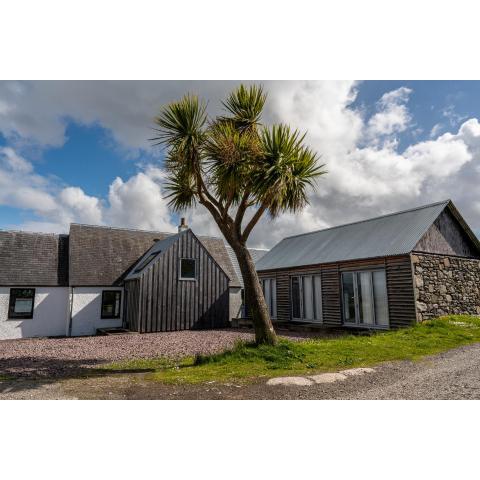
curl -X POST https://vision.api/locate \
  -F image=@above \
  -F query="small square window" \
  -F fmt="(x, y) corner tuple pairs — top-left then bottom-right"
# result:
(180, 258), (196, 280)
(101, 290), (121, 319)
(9, 288), (35, 319)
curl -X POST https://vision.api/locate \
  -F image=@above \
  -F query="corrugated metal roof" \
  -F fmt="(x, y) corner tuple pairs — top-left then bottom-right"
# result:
(256, 200), (451, 271)
(225, 245), (269, 288)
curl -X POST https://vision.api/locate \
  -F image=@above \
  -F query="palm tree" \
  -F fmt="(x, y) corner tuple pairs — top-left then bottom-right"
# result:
(152, 85), (325, 345)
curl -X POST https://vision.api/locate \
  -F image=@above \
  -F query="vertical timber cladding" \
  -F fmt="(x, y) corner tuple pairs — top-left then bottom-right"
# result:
(258, 254), (416, 328)
(124, 279), (140, 331)
(136, 230), (230, 332)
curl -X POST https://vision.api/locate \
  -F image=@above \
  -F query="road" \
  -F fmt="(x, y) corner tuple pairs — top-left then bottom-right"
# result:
(2, 343), (480, 399)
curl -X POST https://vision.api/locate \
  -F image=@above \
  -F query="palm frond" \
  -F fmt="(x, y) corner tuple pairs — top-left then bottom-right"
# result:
(252, 124), (326, 216)
(221, 84), (266, 130)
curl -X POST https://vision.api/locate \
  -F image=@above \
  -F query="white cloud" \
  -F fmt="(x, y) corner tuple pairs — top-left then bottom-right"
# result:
(2, 81), (480, 246)
(367, 87), (412, 137)
(106, 169), (175, 231)
(429, 123), (443, 138)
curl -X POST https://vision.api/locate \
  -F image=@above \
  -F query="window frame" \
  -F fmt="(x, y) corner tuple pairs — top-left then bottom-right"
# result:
(179, 258), (196, 281)
(101, 290), (122, 319)
(290, 275), (323, 323)
(340, 268), (389, 328)
(134, 252), (158, 273)
(8, 288), (36, 320)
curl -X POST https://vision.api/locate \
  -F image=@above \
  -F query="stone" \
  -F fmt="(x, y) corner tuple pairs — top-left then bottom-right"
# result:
(439, 285), (447, 294)
(446, 295), (452, 302)
(267, 377), (314, 386)
(444, 257), (451, 267)
(308, 373), (347, 384)
(411, 254), (420, 264)
(416, 301), (427, 312)
(428, 284), (434, 293)
(415, 275), (424, 288)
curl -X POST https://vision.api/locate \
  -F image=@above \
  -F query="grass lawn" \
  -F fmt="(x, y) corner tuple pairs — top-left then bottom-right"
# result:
(101, 315), (480, 384)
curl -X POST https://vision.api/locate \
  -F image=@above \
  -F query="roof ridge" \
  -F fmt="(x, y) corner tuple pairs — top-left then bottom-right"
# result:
(0, 229), (62, 237)
(282, 199), (451, 241)
(70, 223), (225, 242)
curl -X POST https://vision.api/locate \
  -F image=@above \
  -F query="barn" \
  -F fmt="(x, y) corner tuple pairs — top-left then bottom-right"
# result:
(255, 200), (480, 329)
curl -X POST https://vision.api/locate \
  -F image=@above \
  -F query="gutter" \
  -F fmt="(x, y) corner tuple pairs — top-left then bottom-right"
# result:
(67, 286), (74, 336)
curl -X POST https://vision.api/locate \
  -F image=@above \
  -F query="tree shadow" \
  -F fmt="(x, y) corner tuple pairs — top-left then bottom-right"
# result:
(0, 356), (154, 395)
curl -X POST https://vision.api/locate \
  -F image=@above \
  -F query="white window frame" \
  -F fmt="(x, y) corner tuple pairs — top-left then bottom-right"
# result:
(290, 274), (323, 323)
(179, 258), (196, 281)
(341, 269), (389, 328)
(261, 278), (277, 319)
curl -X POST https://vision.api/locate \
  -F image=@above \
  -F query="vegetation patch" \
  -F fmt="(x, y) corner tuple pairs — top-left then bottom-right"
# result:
(101, 315), (480, 384)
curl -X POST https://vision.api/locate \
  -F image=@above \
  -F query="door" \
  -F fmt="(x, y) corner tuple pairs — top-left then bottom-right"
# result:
(341, 270), (389, 327)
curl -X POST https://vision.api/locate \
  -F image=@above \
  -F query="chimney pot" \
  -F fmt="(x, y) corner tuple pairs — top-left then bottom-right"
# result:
(178, 217), (189, 233)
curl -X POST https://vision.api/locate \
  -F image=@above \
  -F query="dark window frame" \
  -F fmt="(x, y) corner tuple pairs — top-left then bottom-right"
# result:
(179, 258), (196, 281)
(101, 290), (122, 319)
(134, 252), (158, 273)
(8, 288), (36, 320)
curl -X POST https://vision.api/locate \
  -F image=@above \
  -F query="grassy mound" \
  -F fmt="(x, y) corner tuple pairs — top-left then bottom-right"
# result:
(103, 315), (480, 384)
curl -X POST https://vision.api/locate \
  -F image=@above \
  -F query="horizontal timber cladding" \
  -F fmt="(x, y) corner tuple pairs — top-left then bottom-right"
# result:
(129, 229), (229, 332)
(258, 254), (416, 329)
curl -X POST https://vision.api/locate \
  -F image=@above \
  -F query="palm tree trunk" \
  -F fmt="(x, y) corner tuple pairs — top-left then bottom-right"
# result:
(229, 240), (277, 345)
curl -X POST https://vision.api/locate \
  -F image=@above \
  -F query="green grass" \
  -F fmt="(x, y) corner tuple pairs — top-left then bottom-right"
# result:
(101, 315), (480, 384)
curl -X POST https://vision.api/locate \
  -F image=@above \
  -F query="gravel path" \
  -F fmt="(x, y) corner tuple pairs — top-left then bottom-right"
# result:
(0, 330), (255, 378)
(3, 342), (480, 399)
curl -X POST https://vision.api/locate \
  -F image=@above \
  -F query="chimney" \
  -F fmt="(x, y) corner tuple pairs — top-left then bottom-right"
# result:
(178, 217), (189, 233)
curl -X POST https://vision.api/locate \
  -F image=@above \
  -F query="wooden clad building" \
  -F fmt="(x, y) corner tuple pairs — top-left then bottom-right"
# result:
(124, 228), (230, 332)
(256, 200), (480, 329)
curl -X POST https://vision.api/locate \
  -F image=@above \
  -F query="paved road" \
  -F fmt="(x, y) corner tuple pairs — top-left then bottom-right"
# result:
(2, 343), (480, 399)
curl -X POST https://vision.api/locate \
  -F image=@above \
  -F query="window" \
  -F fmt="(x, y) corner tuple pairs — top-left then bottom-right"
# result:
(101, 290), (121, 319)
(261, 278), (277, 318)
(8, 288), (35, 319)
(134, 252), (158, 273)
(180, 258), (196, 280)
(341, 269), (389, 327)
(291, 275), (322, 323)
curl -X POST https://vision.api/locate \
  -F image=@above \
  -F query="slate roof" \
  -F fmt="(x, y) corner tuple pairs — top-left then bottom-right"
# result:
(69, 224), (240, 287)
(0, 231), (69, 286)
(256, 200), (470, 271)
(225, 245), (269, 288)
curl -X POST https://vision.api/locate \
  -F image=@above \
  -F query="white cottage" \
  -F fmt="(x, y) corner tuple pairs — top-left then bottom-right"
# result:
(0, 221), (263, 340)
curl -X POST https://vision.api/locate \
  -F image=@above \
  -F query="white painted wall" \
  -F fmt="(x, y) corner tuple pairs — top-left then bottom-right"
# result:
(0, 287), (69, 340)
(70, 287), (123, 336)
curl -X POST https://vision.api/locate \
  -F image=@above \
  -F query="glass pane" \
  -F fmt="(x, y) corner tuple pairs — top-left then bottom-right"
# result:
(373, 270), (389, 326)
(114, 293), (121, 317)
(313, 275), (322, 321)
(358, 272), (374, 324)
(303, 276), (314, 320)
(264, 279), (271, 316)
(271, 279), (277, 318)
(14, 298), (33, 313)
(291, 277), (301, 318)
(342, 273), (356, 323)
(181, 259), (195, 278)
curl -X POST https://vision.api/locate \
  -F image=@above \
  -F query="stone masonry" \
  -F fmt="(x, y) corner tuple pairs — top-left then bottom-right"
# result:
(412, 253), (480, 321)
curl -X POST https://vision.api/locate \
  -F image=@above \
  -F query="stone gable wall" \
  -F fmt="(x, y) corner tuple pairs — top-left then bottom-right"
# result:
(412, 253), (480, 321)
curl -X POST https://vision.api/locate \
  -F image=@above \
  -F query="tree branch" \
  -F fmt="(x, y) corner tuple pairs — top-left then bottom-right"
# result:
(241, 202), (268, 242)
(234, 190), (251, 237)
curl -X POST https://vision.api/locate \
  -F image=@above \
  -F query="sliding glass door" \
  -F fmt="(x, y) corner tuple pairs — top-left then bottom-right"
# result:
(341, 269), (389, 327)
(261, 278), (277, 319)
(291, 275), (322, 323)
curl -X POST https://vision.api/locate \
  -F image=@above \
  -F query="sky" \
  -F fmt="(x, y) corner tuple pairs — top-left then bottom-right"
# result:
(0, 80), (480, 248)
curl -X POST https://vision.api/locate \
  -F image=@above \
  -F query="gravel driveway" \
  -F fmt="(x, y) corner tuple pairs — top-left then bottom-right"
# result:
(0, 330), (255, 378)
(3, 340), (480, 399)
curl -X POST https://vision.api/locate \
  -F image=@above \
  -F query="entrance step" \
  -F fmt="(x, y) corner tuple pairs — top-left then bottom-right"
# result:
(96, 328), (138, 336)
